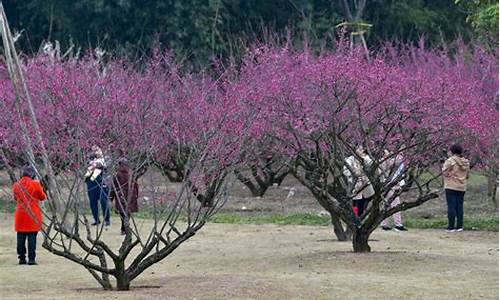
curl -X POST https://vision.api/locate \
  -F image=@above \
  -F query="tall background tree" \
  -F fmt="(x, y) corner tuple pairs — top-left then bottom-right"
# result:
(455, 0), (499, 45)
(2, 0), (485, 65)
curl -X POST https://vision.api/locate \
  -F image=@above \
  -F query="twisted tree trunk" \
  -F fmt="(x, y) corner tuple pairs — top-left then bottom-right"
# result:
(114, 260), (130, 291)
(352, 227), (370, 253)
(327, 210), (349, 241)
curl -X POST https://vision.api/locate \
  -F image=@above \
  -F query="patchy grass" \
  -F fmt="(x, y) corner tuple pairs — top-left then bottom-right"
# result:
(210, 212), (498, 231)
(418, 171), (484, 187)
(1, 171), (495, 231)
(0, 200), (14, 213)
(211, 213), (331, 226)
(404, 216), (499, 231)
(1, 199), (496, 231)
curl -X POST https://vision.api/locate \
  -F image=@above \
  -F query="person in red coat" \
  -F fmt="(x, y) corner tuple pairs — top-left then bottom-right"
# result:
(109, 159), (139, 235)
(12, 165), (47, 265)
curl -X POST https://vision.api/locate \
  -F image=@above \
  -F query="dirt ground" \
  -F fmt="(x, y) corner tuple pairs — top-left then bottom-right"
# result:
(0, 213), (497, 300)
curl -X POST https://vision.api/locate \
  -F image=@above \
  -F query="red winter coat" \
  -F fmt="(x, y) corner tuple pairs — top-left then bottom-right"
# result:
(13, 176), (47, 232)
(109, 168), (139, 214)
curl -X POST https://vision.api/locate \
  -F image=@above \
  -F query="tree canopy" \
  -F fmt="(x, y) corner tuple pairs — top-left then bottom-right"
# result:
(3, 0), (490, 65)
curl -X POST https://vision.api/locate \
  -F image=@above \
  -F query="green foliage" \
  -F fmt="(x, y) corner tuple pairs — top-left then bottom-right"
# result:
(3, 0), (481, 66)
(455, 0), (498, 44)
(366, 0), (471, 45)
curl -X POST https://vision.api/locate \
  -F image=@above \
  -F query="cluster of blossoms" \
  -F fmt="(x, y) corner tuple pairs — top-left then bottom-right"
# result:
(0, 40), (497, 259)
(0, 42), (497, 179)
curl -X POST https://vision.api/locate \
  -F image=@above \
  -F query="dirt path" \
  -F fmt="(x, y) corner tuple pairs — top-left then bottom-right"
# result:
(0, 213), (497, 300)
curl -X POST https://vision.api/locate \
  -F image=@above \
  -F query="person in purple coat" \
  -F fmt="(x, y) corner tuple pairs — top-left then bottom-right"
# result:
(109, 159), (139, 235)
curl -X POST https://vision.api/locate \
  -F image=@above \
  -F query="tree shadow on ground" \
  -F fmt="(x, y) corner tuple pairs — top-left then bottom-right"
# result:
(316, 238), (380, 242)
(76, 285), (161, 292)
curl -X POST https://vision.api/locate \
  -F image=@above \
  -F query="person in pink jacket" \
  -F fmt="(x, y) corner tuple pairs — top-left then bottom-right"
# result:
(442, 144), (470, 232)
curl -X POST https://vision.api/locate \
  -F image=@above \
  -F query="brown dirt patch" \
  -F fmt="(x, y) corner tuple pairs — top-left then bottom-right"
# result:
(0, 213), (497, 300)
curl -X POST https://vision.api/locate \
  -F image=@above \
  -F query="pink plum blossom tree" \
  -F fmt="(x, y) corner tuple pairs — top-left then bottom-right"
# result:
(231, 43), (498, 252)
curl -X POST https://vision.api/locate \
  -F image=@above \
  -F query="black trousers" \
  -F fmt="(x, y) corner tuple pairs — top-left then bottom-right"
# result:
(353, 197), (372, 216)
(445, 189), (465, 229)
(17, 232), (37, 261)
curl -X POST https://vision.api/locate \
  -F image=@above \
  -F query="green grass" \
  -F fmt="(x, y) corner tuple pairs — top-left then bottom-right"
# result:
(467, 174), (486, 187)
(0, 200), (15, 213)
(211, 213), (498, 231)
(211, 213), (331, 226)
(419, 171), (486, 186)
(405, 216), (498, 231)
(1, 200), (496, 231)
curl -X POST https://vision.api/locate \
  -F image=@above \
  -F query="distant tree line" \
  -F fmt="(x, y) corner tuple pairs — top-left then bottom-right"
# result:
(3, 0), (497, 65)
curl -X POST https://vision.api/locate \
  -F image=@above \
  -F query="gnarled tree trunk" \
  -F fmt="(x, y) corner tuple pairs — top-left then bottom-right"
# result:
(352, 227), (370, 253)
(329, 211), (350, 241)
(114, 261), (130, 291)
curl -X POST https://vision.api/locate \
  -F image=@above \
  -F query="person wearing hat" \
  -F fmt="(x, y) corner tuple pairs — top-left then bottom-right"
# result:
(12, 165), (47, 265)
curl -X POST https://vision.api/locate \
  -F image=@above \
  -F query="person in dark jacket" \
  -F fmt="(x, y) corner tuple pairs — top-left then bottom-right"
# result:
(85, 146), (110, 226)
(109, 159), (139, 235)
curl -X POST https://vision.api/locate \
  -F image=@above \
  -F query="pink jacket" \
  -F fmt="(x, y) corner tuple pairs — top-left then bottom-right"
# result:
(442, 155), (470, 192)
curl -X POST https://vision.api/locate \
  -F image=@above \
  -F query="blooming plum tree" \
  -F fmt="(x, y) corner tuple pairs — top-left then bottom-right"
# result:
(0, 40), (251, 290)
(232, 44), (498, 252)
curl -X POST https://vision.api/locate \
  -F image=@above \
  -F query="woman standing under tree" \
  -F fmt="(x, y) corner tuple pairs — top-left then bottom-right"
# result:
(13, 165), (47, 265)
(85, 146), (110, 226)
(442, 144), (470, 232)
(343, 145), (375, 216)
(381, 149), (408, 231)
(109, 158), (139, 235)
